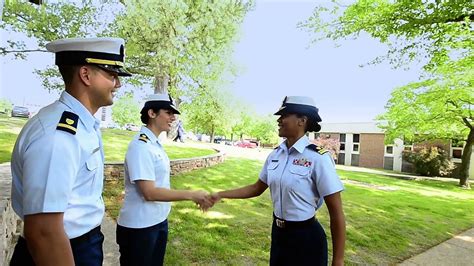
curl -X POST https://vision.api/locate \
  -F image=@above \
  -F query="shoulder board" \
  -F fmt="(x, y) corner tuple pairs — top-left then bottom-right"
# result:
(138, 133), (150, 143)
(56, 111), (79, 135)
(307, 144), (329, 155)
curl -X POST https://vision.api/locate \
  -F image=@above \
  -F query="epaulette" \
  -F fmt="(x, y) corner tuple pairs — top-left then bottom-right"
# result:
(307, 144), (329, 155)
(56, 111), (79, 135)
(138, 133), (150, 143)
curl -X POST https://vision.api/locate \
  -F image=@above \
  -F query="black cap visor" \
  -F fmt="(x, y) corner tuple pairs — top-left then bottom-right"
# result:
(144, 101), (181, 115)
(96, 64), (132, 77)
(274, 103), (322, 122)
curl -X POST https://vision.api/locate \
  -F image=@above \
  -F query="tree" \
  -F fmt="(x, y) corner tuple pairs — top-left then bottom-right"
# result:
(302, 0), (473, 187)
(111, 92), (141, 127)
(180, 85), (234, 142)
(378, 58), (473, 187)
(114, 0), (252, 95)
(299, 0), (473, 70)
(249, 115), (279, 146)
(1, 0), (121, 92)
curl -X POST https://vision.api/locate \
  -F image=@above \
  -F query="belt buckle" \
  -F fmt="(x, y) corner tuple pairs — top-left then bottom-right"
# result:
(276, 218), (285, 228)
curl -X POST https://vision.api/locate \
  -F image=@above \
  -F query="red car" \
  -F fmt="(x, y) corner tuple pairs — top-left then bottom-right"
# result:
(234, 140), (258, 148)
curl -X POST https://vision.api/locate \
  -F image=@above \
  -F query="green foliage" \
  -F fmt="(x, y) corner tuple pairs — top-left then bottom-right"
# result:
(180, 86), (233, 141)
(300, 0), (473, 70)
(0, 98), (13, 114)
(111, 93), (141, 127)
(403, 146), (455, 177)
(1, 0), (121, 92)
(114, 0), (253, 96)
(249, 115), (279, 145)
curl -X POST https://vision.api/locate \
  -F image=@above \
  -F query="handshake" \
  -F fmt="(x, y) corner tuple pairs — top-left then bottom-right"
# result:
(190, 191), (222, 212)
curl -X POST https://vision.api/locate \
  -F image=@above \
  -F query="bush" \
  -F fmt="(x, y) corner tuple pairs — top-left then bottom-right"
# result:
(402, 145), (455, 176)
(0, 98), (13, 114)
(311, 137), (340, 160)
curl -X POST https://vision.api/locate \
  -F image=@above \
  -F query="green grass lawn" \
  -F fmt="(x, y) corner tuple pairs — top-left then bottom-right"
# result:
(0, 115), (215, 163)
(104, 158), (474, 265)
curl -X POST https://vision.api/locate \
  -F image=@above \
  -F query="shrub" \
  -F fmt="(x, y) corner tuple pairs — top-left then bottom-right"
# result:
(402, 145), (455, 176)
(311, 137), (340, 160)
(0, 98), (13, 114)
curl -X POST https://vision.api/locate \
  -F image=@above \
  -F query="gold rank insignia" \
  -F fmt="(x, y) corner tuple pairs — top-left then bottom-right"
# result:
(138, 133), (150, 143)
(56, 111), (79, 135)
(307, 144), (329, 155)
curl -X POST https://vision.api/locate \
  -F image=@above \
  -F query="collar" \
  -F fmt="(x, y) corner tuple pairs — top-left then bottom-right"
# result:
(140, 126), (159, 144)
(59, 91), (98, 132)
(279, 135), (310, 154)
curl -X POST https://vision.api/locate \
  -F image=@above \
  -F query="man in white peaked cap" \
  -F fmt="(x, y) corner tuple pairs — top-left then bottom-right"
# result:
(10, 37), (132, 266)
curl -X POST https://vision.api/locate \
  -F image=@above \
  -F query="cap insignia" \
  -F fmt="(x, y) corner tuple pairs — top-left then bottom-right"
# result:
(57, 111), (79, 135)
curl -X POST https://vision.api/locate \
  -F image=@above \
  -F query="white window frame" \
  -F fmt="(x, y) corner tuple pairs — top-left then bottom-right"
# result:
(384, 145), (394, 157)
(339, 134), (346, 154)
(403, 145), (413, 152)
(450, 140), (464, 163)
(352, 143), (360, 154)
(451, 147), (463, 163)
(352, 134), (360, 154)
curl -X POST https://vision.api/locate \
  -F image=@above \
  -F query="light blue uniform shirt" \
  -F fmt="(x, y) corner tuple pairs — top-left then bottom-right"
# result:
(117, 126), (171, 228)
(11, 91), (105, 238)
(259, 135), (344, 221)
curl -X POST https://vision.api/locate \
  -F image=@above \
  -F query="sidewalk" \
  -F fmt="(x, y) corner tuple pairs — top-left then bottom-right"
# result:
(102, 215), (119, 266)
(400, 228), (474, 265)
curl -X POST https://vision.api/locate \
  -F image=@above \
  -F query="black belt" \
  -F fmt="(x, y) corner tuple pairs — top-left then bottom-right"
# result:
(69, 226), (101, 245)
(273, 214), (315, 229)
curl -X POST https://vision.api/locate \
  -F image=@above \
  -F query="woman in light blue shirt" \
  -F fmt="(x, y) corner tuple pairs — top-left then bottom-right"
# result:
(116, 94), (213, 266)
(212, 96), (346, 266)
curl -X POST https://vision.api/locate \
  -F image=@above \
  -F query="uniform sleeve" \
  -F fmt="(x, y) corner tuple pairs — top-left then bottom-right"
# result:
(125, 141), (156, 183)
(22, 130), (81, 215)
(259, 155), (271, 185)
(313, 153), (344, 198)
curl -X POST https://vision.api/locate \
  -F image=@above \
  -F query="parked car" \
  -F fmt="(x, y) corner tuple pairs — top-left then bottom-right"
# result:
(214, 136), (232, 145)
(11, 106), (30, 118)
(125, 123), (140, 131)
(234, 140), (258, 148)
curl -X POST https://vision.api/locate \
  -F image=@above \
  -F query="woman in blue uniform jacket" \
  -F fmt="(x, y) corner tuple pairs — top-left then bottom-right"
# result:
(212, 96), (346, 266)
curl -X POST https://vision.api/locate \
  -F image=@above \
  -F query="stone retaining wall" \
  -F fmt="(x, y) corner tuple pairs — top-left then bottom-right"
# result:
(0, 163), (21, 265)
(0, 150), (224, 265)
(104, 150), (225, 181)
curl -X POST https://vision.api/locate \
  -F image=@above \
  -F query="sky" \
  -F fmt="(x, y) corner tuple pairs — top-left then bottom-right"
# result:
(0, 0), (424, 123)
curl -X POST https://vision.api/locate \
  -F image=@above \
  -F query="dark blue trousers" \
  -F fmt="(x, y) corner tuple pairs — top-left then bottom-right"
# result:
(10, 226), (104, 266)
(116, 220), (169, 266)
(270, 219), (328, 266)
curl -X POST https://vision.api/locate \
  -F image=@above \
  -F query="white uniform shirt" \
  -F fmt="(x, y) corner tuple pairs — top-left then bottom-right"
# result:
(117, 126), (171, 228)
(11, 91), (105, 238)
(259, 135), (344, 221)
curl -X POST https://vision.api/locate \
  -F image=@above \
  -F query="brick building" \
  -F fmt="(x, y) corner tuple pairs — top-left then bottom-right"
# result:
(308, 122), (474, 178)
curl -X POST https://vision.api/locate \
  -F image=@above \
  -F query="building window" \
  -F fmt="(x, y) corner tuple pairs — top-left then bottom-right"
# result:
(339, 134), (346, 152)
(353, 134), (360, 143)
(451, 139), (464, 163)
(352, 134), (360, 154)
(385, 145), (394, 156)
(404, 145), (413, 151)
(340, 134), (346, 142)
(353, 143), (359, 153)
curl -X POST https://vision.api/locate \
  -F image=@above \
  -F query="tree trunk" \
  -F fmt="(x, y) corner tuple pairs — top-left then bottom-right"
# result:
(458, 128), (473, 188)
(210, 125), (215, 143)
(154, 74), (169, 94)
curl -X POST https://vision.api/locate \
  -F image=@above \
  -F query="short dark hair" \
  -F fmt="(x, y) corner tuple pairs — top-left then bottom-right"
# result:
(295, 113), (321, 133)
(58, 65), (82, 85)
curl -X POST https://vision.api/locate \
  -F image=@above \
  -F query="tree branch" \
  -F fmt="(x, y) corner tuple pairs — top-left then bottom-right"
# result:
(0, 49), (48, 53)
